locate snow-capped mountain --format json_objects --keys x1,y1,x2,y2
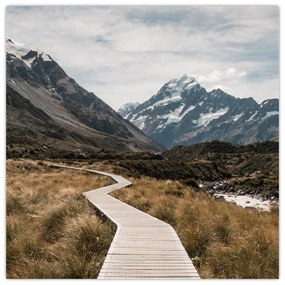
[
  {"x1": 118, "y1": 102, "x2": 140, "y2": 118},
  {"x1": 6, "y1": 39, "x2": 163, "y2": 153},
  {"x1": 122, "y1": 74, "x2": 279, "y2": 148},
  {"x1": 6, "y1": 38, "x2": 53, "y2": 68}
]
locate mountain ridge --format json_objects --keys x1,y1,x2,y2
[
  {"x1": 121, "y1": 74, "x2": 279, "y2": 148},
  {"x1": 6, "y1": 39, "x2": 164, "y2": 156}
]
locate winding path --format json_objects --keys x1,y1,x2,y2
[{"x1": 53, "y1": 165, "x2": 200, "y2": 279}]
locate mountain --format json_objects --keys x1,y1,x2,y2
[
  {"x1": 123, "y1": 74, "x2": 279, "y2": 148},
  {"x1": 118, "y1": 102, "x2": 140, "y2": 118},
  {"x1": 6, "y1": 39, "x2": 163, "y2": 157}
]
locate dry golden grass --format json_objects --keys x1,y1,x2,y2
[
  {"x1": 112, "y1": 176, "x2": 279, "y2": 279},
  {"x1": 6, "y1": 159, "x2": 115, "y2": 278},
  {"x1": 7, "y1": 159, "x2": 278, "y2": 279}
]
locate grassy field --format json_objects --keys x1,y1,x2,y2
[
  {"x1": 112, "y1": 177, "x2": 279, "y2": 279},
  {"x1": 6, "y1": 159, "x2": 114, "y2": 278},
  {"x1": 6, "y1": 159, "x2": 279, "y2": 279}
]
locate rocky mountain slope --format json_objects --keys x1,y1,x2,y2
[
  {"x1": 118, "y1": 102, "x2": 140, "y2": 118},
  {"x1": 122, "y1": 74, "x2": 279, "y2": 148},
  {"x1": 6, "y1": 39, "x2": 163, "y2": 157}
]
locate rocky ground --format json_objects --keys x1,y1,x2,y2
[
  {"x1": 200, "y1": 176, "x2": 278, "y2": 201},
  {"x1": 199, "y1": 176, "x2": 278, "y2": 211},
  {"x1": 164, "y1": 141, "x2": 279, "y2": 205}
]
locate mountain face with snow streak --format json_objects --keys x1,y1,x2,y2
[
  {"x1": 6, "y1": 39, "x2": 163, "y2": 153},
  {"x1": 118, "y1": 102, "x2": 140, "y2": 118},
  {"x1": 122, "y1": 74, "x2": 279, "y2": 148}
]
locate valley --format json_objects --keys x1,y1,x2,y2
[{"x1": 6, "y1": 38, "x2": 279, "y2": 279}]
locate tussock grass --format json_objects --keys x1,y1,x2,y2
[
  {"x1": 41, "y1": 201, "x2": 76, "y2": 243},
  {"x1": 112, "y1": 177, "x2": 279, "y2": 279},
  {"x1": 6, "y1": 159, "x2": 114, "y2": 279}
]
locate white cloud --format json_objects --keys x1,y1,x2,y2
[
  {"x1": 226, "y1": 68, "x2": 247, "y2": 79},
  {"x1": 238, "y1": 71, "x2": 247, "y2": 77},
  {"x1": 208, "y1": 85, "x2": 230, "y2": 92},
  {"x1": 197, "y1": 68, "x2": 247, "y2": 86},
  {"x1": 5, "y1": 6, "x2": 279, "y2": 110},
  {"x1": 226, "y1": 77, "x2": 279, "y2": 104},
  {"x1": 198, "y1": 70, "x2": 223, "y2": 83},
  {"x1": 226, "y1": 68, "x2": 237, "y2": 78}
]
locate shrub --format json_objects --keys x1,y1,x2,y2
[{"x1": 182, "y1": 178, "x2": 199, "y2": 188}]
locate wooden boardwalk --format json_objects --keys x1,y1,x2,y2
[{"x1": 53, "y1": 165, "x2": 200, "y2": 279}]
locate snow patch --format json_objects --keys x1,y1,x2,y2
[
  {"x1": 6, "y1": 39, "x2": 53, "y2": 68},
  {"x1": 23, "y1": 57, "x2": 35, "y2": 68},
  {"x1": 132, "y1": 115, "x2": 147, "y2": 130},
  {"x1": 193, "y1": 108, "x2": 229, "y2": 127},
  {"x1": 146, "y1": 106, "x2": 154, "y2": 111},
  {"x1": 233, "y1": 113, "x2": 243, "y2": 121},
  {"x1": 181, "y1": 105, "x2": 195, "y2": 116},
  {"x1": 118, "y1": 102, "x2": 140, "y2": 118},
  {"x1": 185, "y1": 81, "x2": 198, "y2": 90},
  {"x1": 156, "y1": 102, "x2": 199, "y2": 127},
  {"x1": 263, "y1": 111, "x2": 278, "y2": 119},
  {"x1": 6, "y1": 39, "x2": 31, "y2": 59},
  {"x1": 247, "y1": 111, "x2": 258, "y2": 121},
  {"x1": 164, "y1": 104, "x2": 185, "y2": 125},
  {"x1": 153, "y1": 96, "x2": 182, "y2": 107},
  {"x1": 156, "y1": 123, "x2": 165, "y2": 130},
  {"x1": 40, "y1": 52, "x2": 52, "y2": 62},
  {"x1": 261, "y1": 99, "x2": 271, "y2": 107},
  {"x1": 155, "y1": 102, "x2": 196, "y2": 129}
]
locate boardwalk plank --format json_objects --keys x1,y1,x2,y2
[{"x1": 52, "y1": 165, "x2": 200, "y2": 279}]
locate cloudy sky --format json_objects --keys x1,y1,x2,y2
[{"x1": 6, "y1": 5, "x2": 279, "y2": 110}]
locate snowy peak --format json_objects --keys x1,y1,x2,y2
[
  {"x1": 6, "y1": 39, "x2": 53, "y2": 68},
  {"x1": 171, "y1": 73, "x2": 196, "y2": 84},
  {"x1": 177, "y1": 73, "x2": 197, "y2": 87},
  {"x1": 6, "y1": 38, "x2": 67, "y2": 90},
  {"x1": 123, "y1": 74, "x2": 279, "y2": 148},
  {"x1": 118, "y1": 102, "x2": 140, "y2": 118},
  {"x1": 164, "y1": 74, "x2": 199, "y2": 95},
  {"x1": 6, "y1": 39, "x2": 31, "y2": 59},
  {"x1": 6, "y1": 39, "x2": 163, "y2": 153},
  {"x1": 136, "y1": 74, "x2": 201, "y2": 117}
]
